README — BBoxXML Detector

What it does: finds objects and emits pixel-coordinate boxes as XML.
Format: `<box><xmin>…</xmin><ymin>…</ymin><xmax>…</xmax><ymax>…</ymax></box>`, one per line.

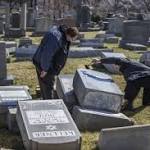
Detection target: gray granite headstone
<box><xmin>10</xmin><ymin>12</ymin><xmax>20</xmax><ymax>28</ymax></box>
<box><xmin>140</xmin><ymin>51</ymin><xmax>150</xmax><ymax>67</ymax></box>
<box><xmin>120</xmin><ymin>20</ymin><xmax>150</xmax><ymax>48</ymax></box>
<box><xmin>80</xmin><ymin>38</ymin><xmax>104</xmax><ymax>48</ymax></box>
<box><xmin>69</xmin><ymin>47</ymin><xmax>113</xmax><ymax>58</ymax></box>
<box><xmin>73</xmin><ymin>69</ymin><xmax>123</xmax><ymax>113</ymax></box>
<box><xmin>99</xmin><ymin>124</ymin><xmax>150</xmax><ymax>150</ymax></box>
<box><xmin>72</xmin><ymin>106</ymin><xmax>133</xmax><ymax>131</ymax></box>
<box><xmin>56</xmin><ymin>75</ymin><xmax>77</xmax><ymax>112</ymax></box>
<box><xmin>16</xmin><ymin>100</ymin><xmax>81</xmax><ymax>150</ymax></box>
<box><xmin>101</xmin><ymin>52</ymin><xmax>127</xmax><ymax>74</ymax></box>
<box><xmin>19</xmin><ymin>37</ymin><xmax>32</xmax><ymax>47</ymax></box>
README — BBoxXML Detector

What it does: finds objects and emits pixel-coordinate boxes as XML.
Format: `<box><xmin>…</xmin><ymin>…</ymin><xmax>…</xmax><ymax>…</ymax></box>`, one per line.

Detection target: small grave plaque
<box><xmin>17</xmin><ymin>100</ymin><xmax>81</xmax><ymax>150</ymax></box>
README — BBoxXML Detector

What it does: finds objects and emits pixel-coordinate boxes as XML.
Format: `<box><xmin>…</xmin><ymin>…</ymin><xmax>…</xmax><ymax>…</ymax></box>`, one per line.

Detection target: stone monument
<box><xmin>17</xmin><ymin>100</ymin><xmax>81</xmax><ymax>150</ymax></box>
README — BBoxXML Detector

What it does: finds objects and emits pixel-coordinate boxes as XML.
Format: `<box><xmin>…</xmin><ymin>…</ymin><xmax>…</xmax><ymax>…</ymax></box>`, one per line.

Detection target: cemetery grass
<box><xmin>2</xmin><ymin>32</ymin><xmax>150</xmax><ymax>150</ymax></box>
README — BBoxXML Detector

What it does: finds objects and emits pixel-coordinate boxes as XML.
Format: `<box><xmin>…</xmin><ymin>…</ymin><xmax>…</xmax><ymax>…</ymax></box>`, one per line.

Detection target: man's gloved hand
<box><xmin>40</xmin><ymin>71</ymin><xmax>47</xmax><ymax>78</ymax></box>
<box><xmin>91</xmin><ymin>58</ymin><xmax>101</xmax><ymax>64</ymax></box>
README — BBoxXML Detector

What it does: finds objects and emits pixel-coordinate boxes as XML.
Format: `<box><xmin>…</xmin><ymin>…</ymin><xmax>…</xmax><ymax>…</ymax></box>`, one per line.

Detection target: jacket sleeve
<box><xmin>40</xmin><ymin>33</ymin><xmax>59</xmax><ymax>72</ymax></box>
<box><xmin>101</xmin><ymin>57</ymin><xmax>127</xmax><ymax>66</ymax></box>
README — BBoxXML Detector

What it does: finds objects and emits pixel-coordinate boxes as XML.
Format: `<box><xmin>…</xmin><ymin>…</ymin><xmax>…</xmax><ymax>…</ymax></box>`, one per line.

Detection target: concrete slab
<box><xmin>72</xmin><ymin>106</ymin><xmax>133</xmax><ymax>131</ymax></box>
<box><xmin>99</xmin><ymin>124</ymin><xmax>150</xmax><ymax>150</ymax></box>
<box><xmin>79</xmin><ymin>38</ymin><xmax>104</xmax><ymax>48</ymax></box>
<box><xmin>56</xmin><ymin>75</ymin><xmax>78</xmax><ymax>112</ymax></box>
<box><xmin>16</xmin><ymin>100</ymin><xmax>81</xmax><ymax>150</ymax></box>
<box><xmin>69</xmin><ymin>47</ymin><xmax>113</xmax><ymax>58</ymax></box>
<box><xmin>73</xmin><ymin>69</ymin><xmax>123</xmax><ymax>113</ymax></box>
<box><xmin>101</xmin><ymin>52</ymin><xmax>126</xmax><ymax>74</ymax></box>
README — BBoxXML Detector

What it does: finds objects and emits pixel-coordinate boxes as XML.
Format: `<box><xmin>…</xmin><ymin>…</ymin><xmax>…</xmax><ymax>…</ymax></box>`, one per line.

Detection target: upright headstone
<box><xmin>56</xmin><ymin>75</ymin><xmax>77</xmax><ymax>112</ymax></box>
<box><xmin>27</xmin><ymin>7</ymin><xmax>35</xmax><ymax>28</ymax></box>
<box><xmin>99</xmin><ymin>124</ymin><xmax>150</xmax><ymax>150</ymax></box>
<box><xmin>73</xmin><ymin>69</ymin><xmax>123</xmax><ymax>113</ymax></box>
<box><xmin>101</xmin><ymin>52</ymin><xmax>127</xmax><ymax>74</ymax></box>
<box><xmin>11</xmin><ymin>12</ymin><xmax>20</xmax><ymax>28</ymax></box>
<box><xmin>19</xmin><ymin>37</ymin><xmax>32</xmax><ymax>47</ymax></box>
<box><xmin>72</xmin><ymin>106</ymin><xmax>133</xmax><ymax>131</ymax></box>
<box><xmin>17</xmin><ymin>100</ymin><xmax>81</xmax><ymax>150</ymax></box>
<box><xmin>0</xmin><ymin>42</ymin><xmax>14</xmax><ymax>85</ymax></box>
<box><xmin>0</xmin><ymin>17</ymin><xmax>4</xmax><ymax>34</ymax></box>
<box><xmin>120</xmin><ymin>20</ymin><xmax>150</xmax><ymax>48</ymax></box>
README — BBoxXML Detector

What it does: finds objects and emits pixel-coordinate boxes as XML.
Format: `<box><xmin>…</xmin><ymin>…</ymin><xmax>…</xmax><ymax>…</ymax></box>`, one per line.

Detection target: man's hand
<box><xmin>91</xmin><ymin>58</ymin><xmax>101</xmax><ymax>64</ymax></box>
<box><xmin>40</xmin><ymin>71</ymin><xmax>47</xmax><ymax>78</ymax></box>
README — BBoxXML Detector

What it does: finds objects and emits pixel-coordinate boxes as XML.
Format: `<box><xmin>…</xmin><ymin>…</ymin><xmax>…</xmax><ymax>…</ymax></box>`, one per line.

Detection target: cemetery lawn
<box><xmin>1</xmin><ymin>32</ymin><xmax>150</xmax><ymax>150</ymax></box>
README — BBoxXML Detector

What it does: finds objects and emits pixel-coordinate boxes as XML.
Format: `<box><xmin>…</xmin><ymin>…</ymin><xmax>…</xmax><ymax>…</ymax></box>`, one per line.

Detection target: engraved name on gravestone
<box><xmin>17</xmin><ymin>100</ymin><xmax>81</xmax><ymax>150</ymax></box>
<box><xmin>73</xmin><ymin>69</ymin><xmax>123</xmax><ymax>113</ymax></box>
<box><xmin>101</xmin><ymin>52</ymin><xmax>126</xmax><ymax>74</ymax></box>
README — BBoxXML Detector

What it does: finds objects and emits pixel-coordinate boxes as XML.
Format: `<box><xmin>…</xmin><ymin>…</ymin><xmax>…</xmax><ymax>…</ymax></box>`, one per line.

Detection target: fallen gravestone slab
<box><xmin>105</xmin><ymin>37</ymin><xmax>119</xmax><ymax>44</ymax></box>
<box><xmin>72</xmin><ymin>106</ymin><xmax>133</xmax><ymax>131</ymax></box>
<box><xmin>0</xmin><ymin>86</ymin><xmax>31</xmax><ymax>128</ymax></box>
<box><xmin>69</xmin><ymin>47</ymin><xmax>113</xmax><ymax>58</ymax></box>
<box><xmin>17</xmin><ymin>100</ymin><xmax>81</xmax><ymax>150</ymax></box>
<box><xmin>56</xmin><ymin>75</ymin><xmax>77</xmax><ymax>112</ymax></box>
<box><xmin>119</xmin><ymin>43</ymin><xmax>147</xmax><ymax>51</ymax></box>
<box><xmin>73</xmin><ymin>69</ymin><xmax>123</xmax><ymax>113</ymax></box>
<box><xmin>79</xmin><ymin>38</ymin><xmax>104</xmax><ymax>48</ymax></box>
<box><xmin>101</xmin><ymin>52</ymin><xmax>126</xmax><ymax>74</ymax></box>
<box><xmin>99</xmin><ymin>124</ymin><xmax>150</xmax><ymax>150</ymax></box>
<box><xmin>140</xmin><ymin>51</ymin><xmax>150</xmax><ymax>67</ymax></box>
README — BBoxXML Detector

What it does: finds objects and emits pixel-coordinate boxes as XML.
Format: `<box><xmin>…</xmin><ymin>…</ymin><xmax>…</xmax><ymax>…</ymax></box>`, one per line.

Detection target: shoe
<box><xmin>143</xmin><ymin>102</ymin><xmax>150</xmax><ymax>106</ymax></box>
<box><xmin>121</xmin><ymin>101</ymin><xmax>134</xmax><ymax>111</ymax></box>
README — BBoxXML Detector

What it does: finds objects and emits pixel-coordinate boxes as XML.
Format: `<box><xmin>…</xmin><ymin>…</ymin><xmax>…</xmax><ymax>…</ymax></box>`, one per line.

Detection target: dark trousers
<box><xmin>36</xmin><ymin>68</ymin><xmax>55</xmax><ymax>99</ymax></box>
<box><xmin>124</xmin><ymin>77</ymin><xmax>150</xmax><ymax>105</ymax></box>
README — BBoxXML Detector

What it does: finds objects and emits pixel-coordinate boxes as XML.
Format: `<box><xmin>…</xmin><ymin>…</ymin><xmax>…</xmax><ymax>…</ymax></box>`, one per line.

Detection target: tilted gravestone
<box><xmin>73</xmin><ymin>69</ymin><xmax>123</xmax><ymax>113</ymax></box>
<box><xmin>0</xmin><ymin>86</ymin><xmax>31</xmax><ymax>128</ymax></box>
<box><xmin>140</xmin><ymin>51</ymin><xmax>150</xmax><ymax>67</ymax></box>
<box><xmin>17</xmin><ymin>100</ymin><xmax>81</xmax><ymax>150</ymax></box>
<box><xmin>72</xmin><ymin>106</ymin><xmax>133</xmax><ymax>131</ymax></box>
<box><xmin>79</xmin><ymin>38</ymin><xmax>104</xmax><ymax>48</ymax></box>
<box><xmin>99</xmin><ymin>124</ymin><xmax>150</xmax><ymax>150</ymax></box>
<box><xmin>101</xmin><ymin>52</ymin><xmax>127</xmax><ymax>74</ymax></box>
<box><xmin>0</xmin><ymin>42</ymin><xmax>14</xmax><ymax>85</ymax></box>
<box><xmin>120</xmin><ymin>20</ymin><xmax>150</xmax><ymax>49</ymax></box>
<box><xmin>69</xmin><ymin>47</ymin><xmax>113</xmax><ymax>58</ymax></box>
<box><xmin>56</xmin><ymin>75</ymin><xmax>77</xmax><ymax>112</ymax></box>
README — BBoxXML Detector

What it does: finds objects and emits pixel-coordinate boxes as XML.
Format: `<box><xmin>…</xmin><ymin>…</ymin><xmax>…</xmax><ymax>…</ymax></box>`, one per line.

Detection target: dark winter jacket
<box><xmin>101</xmin><ymin>57</ymin><xmax>150</xmax><ymax>81</ymax></box>
<box><xmin>33</xmin><ymin>25</ymin><xmax>70</xmax><ymax>75</ymax></box>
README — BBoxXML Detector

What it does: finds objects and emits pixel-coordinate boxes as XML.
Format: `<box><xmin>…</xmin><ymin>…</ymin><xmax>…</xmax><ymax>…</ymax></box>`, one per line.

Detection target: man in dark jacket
<box><xmin>33</xmin><ymin>25</ymin><xmax>78</xmax><ymax>99</ymax></box>
<box><xmin>91</xmin><ymin>57</ymin><xmax>150</xmax><ymax>110</ymax></box>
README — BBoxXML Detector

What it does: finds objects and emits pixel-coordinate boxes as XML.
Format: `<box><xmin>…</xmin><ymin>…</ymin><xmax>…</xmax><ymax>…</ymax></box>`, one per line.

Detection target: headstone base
<box><xmin>5</xmin><ymin>28</ymin><xmax>25</xmax><ymax>38</ymax></box>
<box><xmin>0</xmin><ymin>75</ymin><xmax>14</xmax><ymax>86</ymax></box>
<box><xmin>72</xmin><ymin>106</ymin><xmax>133</xmax><ymax>131</ymax></box>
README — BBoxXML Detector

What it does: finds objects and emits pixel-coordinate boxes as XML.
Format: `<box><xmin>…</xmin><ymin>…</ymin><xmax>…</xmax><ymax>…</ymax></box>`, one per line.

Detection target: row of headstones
<box><xmin>103</xmin><ymin>16</ymin><xmax>150</xmax><ymax>51</ymax></box>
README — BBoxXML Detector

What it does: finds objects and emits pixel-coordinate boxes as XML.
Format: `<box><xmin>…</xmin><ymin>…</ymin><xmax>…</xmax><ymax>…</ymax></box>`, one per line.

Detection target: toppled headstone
<box><xmin>0</xmin><ymin>86</ymin><xmax>32</xmax><ymax>113</ymax></box>
<box><xmin>69</xmin><ymin>47</ymin><xmax>113</xmax><ymax>58</ymax></box>
<box><xmin>56</xmin><ymin>75</ymin><xmax>77</xmax><ymax>112</ymax></box>
<box><xmin>17</xmin><ymin>100</ymin><xmax>81</xmax><ymax>150</ymax></box>
<box><xmin>72</xmin><ymin>106</ymin><xmax>133</xmax><ymax>131</ymax></box>
<box><xmin>120</xmin><ymin>43</ymin><xmax>147</xmax><ymax>51</ymax></box>
<box><xmin>73</xmin><ymin>69</ymin><xmax>123</xmax><ymax>113</ymax></box>
<box><xmin>105</xmin><ymin>37</ymin><xmax>119</xmax><ymax>44</ymax></box>
<box><xmin>140</xmin><ymin>51</ymin><xmax>150</xmax><ymax>67</ymax></box>
<box><xmin>80</xmin><ymin>38</ymin><xmax>104</xmax><ymax>48</ymax></box>
<box><xmin>16</xmin><ymin>44</ymin><xmax>38</xmax><ymax>60</ymax></box>
<box><xmin>101</xmin><ymin>52</ymin><xmax>127</xmax><ymax>74</ymax></box>
<box><xmin>99</xmin><ymin>124</ymin><xmax>150</xmax><ymax>150</ymax></box>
